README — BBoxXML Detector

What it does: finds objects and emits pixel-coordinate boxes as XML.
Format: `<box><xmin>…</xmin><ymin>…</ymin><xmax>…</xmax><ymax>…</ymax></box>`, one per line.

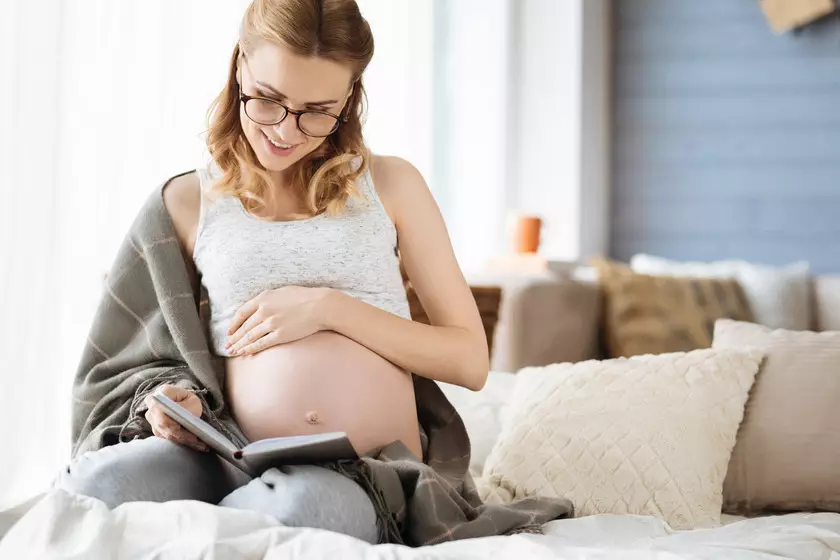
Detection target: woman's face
<box><xmin>238</xmin><ymin>43</ymin><xmax>354</xmax><ymax>176</ymax></box>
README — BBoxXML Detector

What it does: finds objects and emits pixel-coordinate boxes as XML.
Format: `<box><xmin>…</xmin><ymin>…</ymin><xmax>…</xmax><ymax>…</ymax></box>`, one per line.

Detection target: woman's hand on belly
<box><xmin>225</xmin><ymin>286</ymin><xmax>331</xmax><ymax>356</ymax></box>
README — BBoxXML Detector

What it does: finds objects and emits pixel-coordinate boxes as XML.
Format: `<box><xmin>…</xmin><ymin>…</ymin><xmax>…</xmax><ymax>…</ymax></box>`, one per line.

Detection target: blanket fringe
<box><xmin>322</xmin><ymin>459</ymin><xmax>403</xmax><ymax>545</ymax></box>
<box><xmin>503</xmin><ymin>523</ymin><xmax>545</xmax><ymax>537</ymax></box>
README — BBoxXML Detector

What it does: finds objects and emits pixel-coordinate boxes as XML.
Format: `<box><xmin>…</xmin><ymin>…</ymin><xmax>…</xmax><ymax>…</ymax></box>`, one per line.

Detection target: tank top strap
<box><xmin>356</xmin><ymin>164</ymin><xmax>373</xmax><ymax>199</ymax></box>
<box><xmin>194</xmin><ymin>166</ymin><xmax>211</xmax><ymax>249</ymax></box>
<box><xmin>194</xmin><ymin>162</ymin><xmax>239</xmax><ymax>257</ymax></box>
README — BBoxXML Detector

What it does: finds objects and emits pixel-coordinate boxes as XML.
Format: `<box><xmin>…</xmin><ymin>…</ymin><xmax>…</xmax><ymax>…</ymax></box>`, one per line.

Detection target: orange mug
<box><xmin>511</xmin><ymin>215</ymin><xmax>542</xmax><ymax>254</ymax></box>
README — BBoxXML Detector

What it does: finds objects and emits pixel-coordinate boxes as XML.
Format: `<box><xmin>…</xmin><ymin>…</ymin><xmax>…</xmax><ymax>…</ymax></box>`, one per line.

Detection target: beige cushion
<box><xmin>594</xmin><ymin>259</ymin><xmax>753</xmax><ymax>358</ymax></box>
<box><xmin>815</xmin><ymin>275</ymin><xmax>840</xmax><ymax>331</ymax></box>
<box><xmin>713</xmin><ymin>319</ymin><xmax>840</xmax><ymax>514</ymax></box>
<box><xmin>630</xmin><ymin>254</ymin><xmax>812</xmax><ymax>331</ymax></box>
<box><xmin>479</xmin><ymin>348</ymin><xmax>764</xmax><ymax>529</ymax></box>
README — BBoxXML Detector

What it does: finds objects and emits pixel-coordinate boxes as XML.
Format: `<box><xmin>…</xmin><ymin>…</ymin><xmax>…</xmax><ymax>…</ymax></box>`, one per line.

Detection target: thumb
<box><xmin>157</xmin><ymin>384</ymin><xmax>194</xmax><ymax>403</ymax></box>
<box><xmin>182</xmin><ymin>393</ymin><xmax>204</xmax><ymax>418</ymax></box>
<box><xmin>156</xmin><ymin>384</ymin><xmax>203</xmax><ymax>417</ymax></box>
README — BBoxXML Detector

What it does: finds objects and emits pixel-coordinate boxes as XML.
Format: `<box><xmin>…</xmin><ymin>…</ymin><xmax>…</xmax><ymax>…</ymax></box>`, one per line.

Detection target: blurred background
<box><xmin>1</xmin><ymin>0</ymin><xmax>838</xmax><ymax>507</ymax></box>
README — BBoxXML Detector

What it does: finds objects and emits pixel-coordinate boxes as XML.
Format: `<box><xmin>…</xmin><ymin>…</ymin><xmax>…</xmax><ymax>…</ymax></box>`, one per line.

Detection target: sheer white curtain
<box><xmin>0</xmin><ymin>0</ymin><xmax>250</xmax><ymax>508</ymax></box>
<box><xmin>361</xmin><ymin>0</ymin><xmax>518</xmax><ymax>272</ymax></box>
<box><xmin>0</xmin><ymin>0</ymin><xmax>516</xmax><ymax>507</ymax></box>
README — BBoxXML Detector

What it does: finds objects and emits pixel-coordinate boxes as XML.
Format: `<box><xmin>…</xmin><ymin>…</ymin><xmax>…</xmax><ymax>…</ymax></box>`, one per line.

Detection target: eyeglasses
<box><xmin>238</xmin><ymin>82</ymin><xmax>347</xmax><ymax>138</ymax></box>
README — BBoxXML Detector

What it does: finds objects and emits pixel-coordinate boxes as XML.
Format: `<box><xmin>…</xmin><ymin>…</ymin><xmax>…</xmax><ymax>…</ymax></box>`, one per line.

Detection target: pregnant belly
<box><xmin>224</xmin><ymin>331</ymin><xmax>423</xmax><ymax>460</ymax></box>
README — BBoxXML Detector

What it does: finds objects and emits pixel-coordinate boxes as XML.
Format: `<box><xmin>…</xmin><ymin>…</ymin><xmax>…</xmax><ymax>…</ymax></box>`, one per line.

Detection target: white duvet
<box><xmin>2</xmin><ymin>489</ymin><xmax>840</xmax><ymax>559</ymax></box>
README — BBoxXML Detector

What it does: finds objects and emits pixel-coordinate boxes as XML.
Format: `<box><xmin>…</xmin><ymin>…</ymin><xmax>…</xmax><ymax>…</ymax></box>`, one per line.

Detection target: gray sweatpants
<box><xmin>53</xmin><ymin>436</ymin><xmax>378</xmax><ymax>544</ymax></box>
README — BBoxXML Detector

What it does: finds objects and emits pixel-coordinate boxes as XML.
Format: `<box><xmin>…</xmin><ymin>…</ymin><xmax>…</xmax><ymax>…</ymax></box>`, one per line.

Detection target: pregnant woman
<box><xmin>57</xmin><ymin>0</ymin><xmax>494</xmax><ymax>545</ymax></box>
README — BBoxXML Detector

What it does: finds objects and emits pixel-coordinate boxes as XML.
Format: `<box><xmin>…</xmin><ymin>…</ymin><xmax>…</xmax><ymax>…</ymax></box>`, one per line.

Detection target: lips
<box><xmin>262</xmin><ymin>131</ymin><xmax>297</xmax><ymax>156</ymax></box>
<box><xmin>264</xmin><ymin>133</ymin><xmax>292</xmax><ymax>149</ymax></box>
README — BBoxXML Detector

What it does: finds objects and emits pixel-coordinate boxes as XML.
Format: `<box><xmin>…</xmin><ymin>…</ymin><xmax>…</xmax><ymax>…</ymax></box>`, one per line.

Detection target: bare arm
<box><xmin>142</xmin><ymin>172</ymin><xmax>209</xmax><ymax>451</ymax></box>
<box><xmin>322</xmin><ymin>156</ymin><xmax>489</xmax><ymax>391</ymax></box>
<box><xmin>161</xmin><ymin>172</ymin><xmax>202</xmax><ymax>302</ymax></box>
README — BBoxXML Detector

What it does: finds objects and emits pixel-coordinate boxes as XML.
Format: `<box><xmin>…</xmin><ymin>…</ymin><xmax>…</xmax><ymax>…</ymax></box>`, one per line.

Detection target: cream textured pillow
<box><xmin>629</xmin><ymin>254</ymin><xmax>812</xmax><ymax>331</ymax></box>
<box><xmin>479</xmin><ymin>348</ymin><xmax>764</xmax><ymax>530</ymax></box>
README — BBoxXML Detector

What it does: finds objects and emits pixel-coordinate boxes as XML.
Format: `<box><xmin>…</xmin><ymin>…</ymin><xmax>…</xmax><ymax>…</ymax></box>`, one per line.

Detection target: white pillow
<box><xmin>629</xmin><ymin>254</ymin><xmax>811</xmax><ymax>331</ymax></box>
<box><xmin>437</xmin><ymin>371</ymin><xmax>516</xmax><ymax>477</ymax></box>
<box><xmin>479</xmin><ymin>348</ymin><xmax>764</xmax><ymax>530</ymax></box>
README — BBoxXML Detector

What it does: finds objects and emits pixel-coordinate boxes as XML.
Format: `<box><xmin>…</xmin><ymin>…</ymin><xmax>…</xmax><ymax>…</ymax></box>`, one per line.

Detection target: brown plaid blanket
<box><xmin>70</xmin><ymin>171</ymin><xmax>573</xmax><ymax>546</ymax></box>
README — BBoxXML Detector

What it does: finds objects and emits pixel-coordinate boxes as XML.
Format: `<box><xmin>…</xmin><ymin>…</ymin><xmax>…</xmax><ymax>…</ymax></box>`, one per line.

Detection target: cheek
<box><xmin>235</xmin><ymin>109</ymin><xmax>329</xmax><ymax>171</ymax></box>
<box><xmin>297</xmin><ymin>137</ymin><xmax>328</xmax><ymax>159</ymax></box>
<box><xmin>240</xmin><ymin>109</ymin><xmax>262</xmax><ymax>144</ymax></box>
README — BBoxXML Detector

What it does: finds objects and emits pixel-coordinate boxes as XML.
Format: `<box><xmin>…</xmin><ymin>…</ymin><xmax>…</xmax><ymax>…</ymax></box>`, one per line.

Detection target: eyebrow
<box><xmin>254</xmin><ymin>80</ymin><xmax>339</xmax><ymax>109</ymax></box>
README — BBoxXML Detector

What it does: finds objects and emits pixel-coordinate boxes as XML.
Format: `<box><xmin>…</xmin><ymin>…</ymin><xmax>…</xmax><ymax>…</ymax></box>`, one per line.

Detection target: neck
<box><xmin>257</xmin><ymin>163</ymin><xmax>308</xmax><ymax>216</ymax></box>
<box><xmin>267</xmin><ymin>167</ymin><xmax>292</xmax><ymax>192</ymax></box>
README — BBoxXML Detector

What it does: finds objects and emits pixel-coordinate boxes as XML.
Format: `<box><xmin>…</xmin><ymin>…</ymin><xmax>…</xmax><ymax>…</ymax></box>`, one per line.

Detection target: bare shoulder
<box><xmin>161</xmin><ymin>171</ymin><xmax>201</xmax><ymax>255</ymax></box>
<box><xmin>369</xmin><ymin>155</ymin><xmax>425</xmax><ymax>193</ymax></box>
<box><xmin>369</xmin><ymin>155</ymin><xmax>434</xmax><ymax>224</ymax></box>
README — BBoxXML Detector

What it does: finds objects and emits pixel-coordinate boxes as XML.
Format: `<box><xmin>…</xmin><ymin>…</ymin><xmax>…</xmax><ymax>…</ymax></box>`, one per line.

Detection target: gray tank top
<box><xmin>193</xmin><ymin>162</ymin><xmax>411</xmax><ymax>357</ymax></box>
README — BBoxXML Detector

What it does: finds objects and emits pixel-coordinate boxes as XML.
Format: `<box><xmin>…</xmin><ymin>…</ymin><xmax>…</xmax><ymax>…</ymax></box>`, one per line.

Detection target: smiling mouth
<box><xmin>263</xmin><ymin>132</ymin><xmax>295</xmax><ymax>149</ymax></box>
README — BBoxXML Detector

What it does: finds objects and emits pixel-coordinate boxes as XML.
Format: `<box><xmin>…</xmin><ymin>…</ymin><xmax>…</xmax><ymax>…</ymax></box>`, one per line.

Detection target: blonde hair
<box><xmin>206</xmin><ymin>0</ymin><xmax>374</xmax><ymax>218</ymax></box>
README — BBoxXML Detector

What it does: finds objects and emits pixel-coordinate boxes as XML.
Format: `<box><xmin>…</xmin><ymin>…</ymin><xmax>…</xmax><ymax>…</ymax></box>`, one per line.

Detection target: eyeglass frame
<box><xmin>237</xmin><ymin>61</ymin><xmax>350</xmax><ymax>138</ymax></box>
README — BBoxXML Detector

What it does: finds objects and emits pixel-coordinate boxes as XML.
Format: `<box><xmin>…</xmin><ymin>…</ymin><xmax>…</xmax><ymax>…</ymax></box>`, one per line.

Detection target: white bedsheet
<box><xmin>2</xmin><ymin>490</ymin><xmax>840</xmax><ymax>559</ymax></box>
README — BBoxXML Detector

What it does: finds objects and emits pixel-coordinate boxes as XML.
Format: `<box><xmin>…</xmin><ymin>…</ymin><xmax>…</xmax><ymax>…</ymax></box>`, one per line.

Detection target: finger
<box><xmin>227</xmin><ymin>311</ymin><xmax>265</xmax><ymax>352</ymax></box>
<box><xmin>145</xmin><ymin>407</ymin><xmax>175</xmax><ymax>434</ymax></box>
<box><xmin>226</xmin><ymin>321</ymin><xmax>257</xmax><ymax>354</ymax></box>
<box><xmin>238</xmin><ymin>330</ymin><xmax>281</xmax><ymax>356</ymax></box>
<box><xmin>228</xmin><ymin>298</ymin><xmax>260</xmax><ymax>336</ymax></box>
<box><xmin>228</xmin><ymin>320</ymin><xmax>273</xmax><ymax>355</ymax></box>
<box><xmin>152</xmin><ymin>425</ymin><xmax>188</xmax><ymax>446</ymax></box>
<box><xmin>170</xmin><ymin>428</ymin><xmax>208</xmax><ymax>451</ymax></box>
<box><xmin>146</xmin><ymin>404</ymin><xmax>208</xmax><ymax>451</ymax></box>
<box><xmin>148</xmin><ymin>404</ymin><xmax>190</xmax><ymax>435</ymax></box>
<box><xmin>151</xmin><ymin>417</ymin><xmax>206</xmax><ymax>450</ymax></box>
<box><xmin>158</xmin><ymin>425</ymin><xmax>208</xmax><ymax>451</ymax></box>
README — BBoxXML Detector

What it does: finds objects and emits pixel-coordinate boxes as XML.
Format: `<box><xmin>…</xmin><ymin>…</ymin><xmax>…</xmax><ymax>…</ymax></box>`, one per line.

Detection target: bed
<box><xmin>2</xmin><ymin>491</ymin><xmax>840</xmax><ymax>559</ymax></box>
<box><xmin>2</xmin><ymin>372</ymin><xmax>839</xmax><ymax>559</ymax></box>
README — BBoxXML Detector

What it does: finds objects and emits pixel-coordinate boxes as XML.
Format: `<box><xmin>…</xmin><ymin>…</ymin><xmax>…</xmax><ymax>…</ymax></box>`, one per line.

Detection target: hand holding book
<box><xmin>144</xmin><ymin>385</ymin><xmax>209</xmax><ymax>452</ymax></box>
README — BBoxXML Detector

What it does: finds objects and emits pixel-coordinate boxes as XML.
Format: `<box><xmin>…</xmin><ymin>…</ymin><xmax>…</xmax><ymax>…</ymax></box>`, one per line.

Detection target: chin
<box><xmin>253</xmin><ymin>138</ymin><xmax>312</xmax><ymax>175</ymax></box>
<box><xmin>255</xmin><ymin>152</ymin><xmax>298</xmax><ymax>174</ymax></box>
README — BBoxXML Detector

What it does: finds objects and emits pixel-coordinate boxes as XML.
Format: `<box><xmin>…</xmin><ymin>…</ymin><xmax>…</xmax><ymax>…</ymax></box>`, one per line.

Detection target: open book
<box><xmin>151</xmin><ymin>393</ymin><xmax>358</xmax><ymax>477</ymax></box>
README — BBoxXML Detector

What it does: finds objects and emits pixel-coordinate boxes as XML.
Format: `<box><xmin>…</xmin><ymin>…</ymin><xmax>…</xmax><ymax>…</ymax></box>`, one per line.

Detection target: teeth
<box><xmin>267</xmin><ymin>136</ymin><xmax>292</xmax><ymax>149</ymax></box>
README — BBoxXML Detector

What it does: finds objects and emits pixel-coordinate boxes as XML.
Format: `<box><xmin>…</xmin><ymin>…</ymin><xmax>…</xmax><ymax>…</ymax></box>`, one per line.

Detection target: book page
<box><xmin>242</xmin><ymin>431</ymin><xmax>350</xmax><ymax>455</ymax></box>
<box><xmin>240</xmin><ymin>431</ymin><xmax>358</xmax><ymax>474</ymax></box>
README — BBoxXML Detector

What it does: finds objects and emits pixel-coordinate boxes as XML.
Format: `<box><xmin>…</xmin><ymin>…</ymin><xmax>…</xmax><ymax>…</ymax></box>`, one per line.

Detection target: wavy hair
<box><xmin>206</xmin><ymin>0</ymin><xmax>374</xmax><ymax>218</ymax></box>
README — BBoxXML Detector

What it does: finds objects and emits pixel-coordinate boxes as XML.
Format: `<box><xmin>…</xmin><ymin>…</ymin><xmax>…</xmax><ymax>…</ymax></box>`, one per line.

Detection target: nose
<box><xmin>275</xmin><ymin>114</ymin><xmax>305</xmax><ymax>143</ymax></box>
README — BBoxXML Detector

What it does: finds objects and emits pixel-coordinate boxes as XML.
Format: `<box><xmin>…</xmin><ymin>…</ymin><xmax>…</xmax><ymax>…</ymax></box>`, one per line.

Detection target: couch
<box><xmin>481</xmin><ymin>267</ymin><xmax>840</xmax><ymax>373</ymax></box>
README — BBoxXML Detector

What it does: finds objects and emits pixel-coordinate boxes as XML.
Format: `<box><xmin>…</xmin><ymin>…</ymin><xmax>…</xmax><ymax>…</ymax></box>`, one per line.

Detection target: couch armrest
<box><xmin>489</xmin><ymin>277</ymin><xmax>601</xmax><ymax>372</ymax></box>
